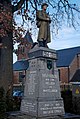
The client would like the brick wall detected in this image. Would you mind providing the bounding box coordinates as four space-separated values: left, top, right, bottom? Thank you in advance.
78 54 80 68
13 71 26 88
69 55 78 81
69 54 80 81
59 67 69 83
59 53 80 90
13 71 19 84
59 53 80 84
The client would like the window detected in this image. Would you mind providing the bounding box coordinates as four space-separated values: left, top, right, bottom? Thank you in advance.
58 69 60 81
19 72 24 82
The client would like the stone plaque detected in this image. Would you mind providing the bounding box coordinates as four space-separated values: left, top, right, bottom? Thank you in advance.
43 51 56 59
24 70 38 98
38 100 64 117
39 73 61 98
21 99 64 117
28 47 57 59
21 99 37 116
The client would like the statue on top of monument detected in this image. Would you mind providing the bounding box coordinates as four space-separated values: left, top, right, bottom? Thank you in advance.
36 3 51 47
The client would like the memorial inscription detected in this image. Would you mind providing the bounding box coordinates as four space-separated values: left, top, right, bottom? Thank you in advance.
43 51 56 59
21 100 37 115
24 70 38 97
21 100 64 117
41 73 58 94
38 100 64 116
28 71 36 94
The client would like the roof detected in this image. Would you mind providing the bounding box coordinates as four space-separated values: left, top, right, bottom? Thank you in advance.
13 59 29 71
24 31 33 44
13 46 80 71
70 69 80 82
56 46 80 67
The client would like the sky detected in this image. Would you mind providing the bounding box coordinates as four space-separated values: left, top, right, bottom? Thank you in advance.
13 0 80 63
13 26 80 63
48 26 80 49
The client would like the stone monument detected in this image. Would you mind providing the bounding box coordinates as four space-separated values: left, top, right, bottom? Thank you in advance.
21 46 65 119
21 3 64 119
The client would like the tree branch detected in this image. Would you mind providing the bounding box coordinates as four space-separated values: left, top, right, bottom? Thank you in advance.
12 0 28 13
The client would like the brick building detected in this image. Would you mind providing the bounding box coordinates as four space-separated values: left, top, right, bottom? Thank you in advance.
13 46 80 91
57 47 80 90
13 31 33 90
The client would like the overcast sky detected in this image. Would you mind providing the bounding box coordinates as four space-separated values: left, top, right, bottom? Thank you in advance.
13 0 80 63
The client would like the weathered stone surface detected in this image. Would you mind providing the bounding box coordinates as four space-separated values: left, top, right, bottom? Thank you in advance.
8 114 64 119
21 99 64 117
28 47 57 59
21 47 65 118
7 112 80 119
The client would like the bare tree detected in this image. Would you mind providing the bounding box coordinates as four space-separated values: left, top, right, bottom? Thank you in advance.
12 0 80 37
0 0 80 94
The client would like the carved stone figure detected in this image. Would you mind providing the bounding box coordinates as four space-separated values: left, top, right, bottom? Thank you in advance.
36 3 51 47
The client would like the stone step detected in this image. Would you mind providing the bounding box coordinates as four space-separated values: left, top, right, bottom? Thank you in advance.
7 112 80 119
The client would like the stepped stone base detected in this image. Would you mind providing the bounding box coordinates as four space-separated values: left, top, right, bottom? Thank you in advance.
21 98 64 117
7 111 80 119
7 113 64 119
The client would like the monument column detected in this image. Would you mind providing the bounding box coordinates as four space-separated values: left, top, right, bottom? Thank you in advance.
21 46 65 119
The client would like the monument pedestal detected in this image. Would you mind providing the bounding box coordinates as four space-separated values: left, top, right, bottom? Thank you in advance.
21 47 65 119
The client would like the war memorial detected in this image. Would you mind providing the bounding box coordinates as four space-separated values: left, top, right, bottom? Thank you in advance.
20 3 65 119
